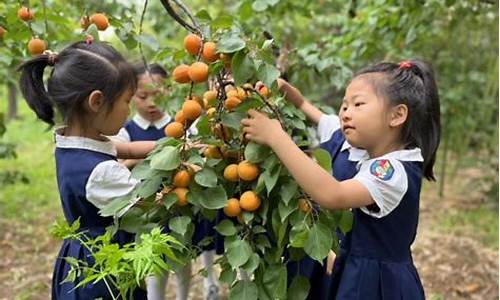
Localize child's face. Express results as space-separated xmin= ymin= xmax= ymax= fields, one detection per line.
xmin=133 ymin=73 xmax=166 ymax=121
xmin=99 ymin=88 xmax=133 ymax=136
xmin=339 ymin=75 xmax=392 ymax=152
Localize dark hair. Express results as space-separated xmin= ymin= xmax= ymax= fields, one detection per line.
xmin=18 ymin=41 xmax=137 ymax=126
xmin=356 ymin=60 xmax=441 ymax=181
xmin=133 ymin=63 xmax=168 ymax=78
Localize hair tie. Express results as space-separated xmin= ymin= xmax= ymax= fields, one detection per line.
xmin=85 ymin=34 xmax=94 ymax=45
xmin=398 ymin=60 xmax=413 ymax=69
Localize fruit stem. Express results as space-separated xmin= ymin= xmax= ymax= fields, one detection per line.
xmin=251 ymin=89 xmax=285 ymax=129
xmin=139 ymin=0 xmax=153 ymax=85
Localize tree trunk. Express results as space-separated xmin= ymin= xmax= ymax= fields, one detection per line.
xmin=7 ymin=82 xmax=17 ymax=120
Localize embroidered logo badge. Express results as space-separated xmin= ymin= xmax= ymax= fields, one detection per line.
xmin=370 ymin=159 xmax=394 ymax=181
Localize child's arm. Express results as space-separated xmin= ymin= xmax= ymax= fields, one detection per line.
xmin=114 ymin=141 xmax=156 ymax=159
xmin=277 ymin=78 xmax=324 ymax=125
xmin=122 ymin=159 xmax=142 ymax=169
xmin=241 ymin=109 xmax=373 ymax=210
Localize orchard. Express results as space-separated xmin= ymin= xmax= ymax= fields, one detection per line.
xmin=0 ymin=1 xmax=498 ymax=300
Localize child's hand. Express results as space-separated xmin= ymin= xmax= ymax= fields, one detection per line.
xmin=326 ymin=250 xmax=336 ymax=275
xmin=241 ymin=109 xmax=284 ymax=146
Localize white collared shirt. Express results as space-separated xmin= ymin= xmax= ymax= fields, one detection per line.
xmin=354 ymin=148 xmax=424 ymax=218
xmin=112 ymin=113 xmax=171 ymax=142
xmin=112 ymin=113 xmax=199 ymax=142
xmin=55 ymin=132 xmax=139 ymax=216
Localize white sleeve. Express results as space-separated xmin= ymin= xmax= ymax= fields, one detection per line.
xmin=187 ymin=119 xmax=199 ymax=137
xmin=317 ymin=114 xmax=340 ymax=143
xmin=109 ymin=127 xmax=131 ymax=143
xmin=86 ymin=160 xmax=139 ymax=212
xmin=353 ymin=159 xmax=408 ymax=218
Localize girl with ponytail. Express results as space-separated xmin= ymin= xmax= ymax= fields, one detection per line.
xmin=18 ymin=41 xmax=154 ymax=300
xmin=242 ymin=59 xmax=441 ymax=299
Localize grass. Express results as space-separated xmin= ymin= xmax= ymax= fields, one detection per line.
xmin=439 ymin=204 xmax=498 ymax=249
xmin=425 ymin=151 xmax=499 ymax=250
xmin=0 ymin=100 xmax=60 ymax=223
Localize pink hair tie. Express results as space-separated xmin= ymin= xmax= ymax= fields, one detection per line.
xmin=85 ymin=34 xmax=94 ymax=45
xmin=398 ymin=60 xmax=413 ymax=69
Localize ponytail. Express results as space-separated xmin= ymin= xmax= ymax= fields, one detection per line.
xmin=18 ymin=54 xmax=55 ymax=125
xmin=409 ymin=60 xmax=441 ymax=181
xmin=17 ymin=41 xmax=137 ymax=129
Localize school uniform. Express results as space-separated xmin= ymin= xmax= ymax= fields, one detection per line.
xmin=52 ymin=131 xmax=147 ymax=300
xmin=287 ymin=114 xmax=366 ymax=299
xmin=115 ymin=113 xmax=172 ymax=142
xmin=332 ymin=148 xmax=425 ymax=299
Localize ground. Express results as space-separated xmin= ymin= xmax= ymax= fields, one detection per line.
xmin=0 ymin=112 xmax=498 ymax=300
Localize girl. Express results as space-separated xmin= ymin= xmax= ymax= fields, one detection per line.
xmin=114 ymin=63 xmax=173 ymax=169
xmin=242 ymin=60 xmax=440 ymax=299
xmin=275 ymin=78 xmax=365 ymax=299
xmin=119 ymin=63 xmax=218 ymax=300
xmin=18 ymin=41 xmax=156 ymax=299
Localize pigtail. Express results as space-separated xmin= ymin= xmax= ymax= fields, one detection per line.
xmin=18 ymin=55 xmax=55 ymax=125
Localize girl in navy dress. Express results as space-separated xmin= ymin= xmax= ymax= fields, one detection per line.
xmin=275 ymin=78 xmax=365 ymax=299
xmin=116 ymin=64 xmax=219 ymax=300
xmin=242 ymin=60 xmax=440 ymax=300
xmin=18 ymin=41 xmax=156 ymax=300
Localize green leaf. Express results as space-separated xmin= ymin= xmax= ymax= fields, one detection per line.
xmin=221 ymin=112 xmax=246 ymax=130
xmin=99 ymin=194 xmax=134 ymax=217
xmin=267 ymin=0 xmax=280 ymax=6
xmin=280 ymin=181 xmax=298 ymax=205
xmin=313 ymin=148 xmax=332 ymax=174
xmin=241 ymin=253 xmax=260 ymax=274
xmin=211 ymin=15 xmax=233 ymax=30
xmin=215 ymin=220 xmax=237 ymax=236
xmin=195 ymin=9 xmax=212 ymax=22
xmin=194 ymin=167 xmax=218 ymax=187
xmin=252 ymin=0 xmax=268 ymax=12
xmin=232 ymin=50 xmax=255 ymax=85
xmin=120 ymin=208 xmax=146 ymax=233
xmin=257 ymin=63 xmax=280 ymax=88
xmin=304 ymin=222 xmax=332 ymax=262
xmin=189 ymin=185 xmax=227 ymax=209
xmin=339 ymin=210 xmax=353 ymax=233
xmin=229 ymin=280 xmax=258 ymax=300
xmin=263 ymin=164 xmax=281 ymax=195
xmin=130 ymin=160 xmax=153 ymax=180
xmin=262 ymin=264 xmax=287 ymax=300
xmin=135 ymin=34 xmax=159 ymax=51
xmin=289 ymin=223 xmax=309 ymax=248
xmin=220 ymin=267 xmax=237 ymax=284
xmin=150 ymin=146 xmax=181 ymax=171
xmin=238 ymin=1 xmax=253 ymax=21
xmin=244 ymin=142 xmax=271 ymax=163
xmin=217 ymin=35 xmax=246 ymax=53
xmin=135 ymin=176 xmax=162 ymax=198
xmin=227 ymin=240 xmax=252 ymax=268
xmin=162 ymin=193 xmax=178 ymax=209
xmin=169 ymin=216 xmax=191 ymax=235
xmin=288 ymin=276 xmax=310 ymax=300
xmin=278 ymin=201 xmax=296 ymax=222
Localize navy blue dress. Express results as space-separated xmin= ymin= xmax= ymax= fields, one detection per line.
xmin=288 ymin=129 xmax=426 ymax=299
xmin=287 ymin=129 xmax=358 ymax=299
xmin=333 ymin=160 xmax=425 ymax=299
xmin=52 ymin=147 xmax=147 ymax=300
xmin=124 ymin=120 xmax=167 ymax=142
